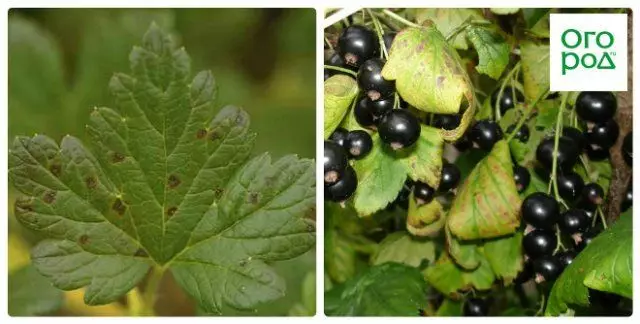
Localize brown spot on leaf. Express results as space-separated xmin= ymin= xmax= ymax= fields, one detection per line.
xmin=436 ymin=76 xmax=445 ymax=88
xmin=196 ymin=129 xmax=207 ymax=139
xmin=85 ymin=176 xmax=97 ymax=189
xmin=247 ymin=192 xmax=259 ymax=204
xmin=209 ymin=129 xmax=222 ymax=141
xmin=112 ymin=152 xmax=125 ymax=163
xmin=167 ymin=174 xmax=181 ymax=189
xmin=112 ymin=198 xmax=126 ymax=216
xmin=135 ymin=249 xmax=149 ymax=257
xmin=167 ymin=206 xmax=177 ymax=218
xmin=50 ymin=164 xmax=62 ymax=177
xmin=305 ymin=207 xmax=316 ymax=220
xmin=43 ymin=191 xmax=56 ymax=204
xmin=15 ymin=198 xmax=33 ymax=212
xmin=79 ymin=234 xmax=89 ymax=245
xmin=214 ymin=187 xmax=224 ymax=199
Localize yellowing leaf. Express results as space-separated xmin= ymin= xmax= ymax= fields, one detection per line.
xmin=412 ymin=8 xmax=484 ymax=50
xmin=324 ymin=75 xmax=358 ymax=139
xmin=521 ymin=40 xmax=550 ymax=102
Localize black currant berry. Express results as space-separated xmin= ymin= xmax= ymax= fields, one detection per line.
xmin=357 ymin=58 xmax=395 ymax=101
xmin=557 ymin=172 xmax=585 ymax=202
xmin=533 ymin=255 xmax=562 ymax=282
xmin=378 ymin=109 xmax=421 ymax=150
xmin=432 ymin=114 xmax=461 ymax=130
xmin=324 ymin=69 xmax=332 ymax=81
xmin=513 ymin=165 xmax=531 ymax=193
xmin=556 ymin=250 xmax=577 ymax=268
xmin=491 ymin=86 xmax=524 ymax=114
xmin=367 ymin=97 xmax=395 ymax=119
xmin=329 ymin=127 xmax=349 ymax=147
xmin=586 ymin=144 xmax=609 ymax=161
xmin=582 ymin=183 xmax=605 ymax=205
xmin=563 ymin=127 xmax=587 ymax=152
xmin=463 ymin=298 xmax=488 ymax=316
xmin=439 ymin=163 xmax=461 ymax=192
xmin=577 ymin=230 xmax=600 ymax=251
xmin=515 ymin=261 xmax=534 ymax=284
xmin=338 ymin=25 xmax=378 ymax=68
xmin=622 ymin=182 xmax=632 ymax=212
xmin=345 ymin=130 xmax=373 ymax=159
xmin=523 ymin=229 xmax=557 ymax=258
xmin=585 ymin=119 xmax=620 ymax=149
xmin=623 ymin=132 xmax=632 ymax=166
xmin=575 ymin=91 xmax=617 ymax=122
xmin=521 ymin=192 xmax=560 ymax=230
xmin=454 ymin=133 xmax=472 ymax=152
xmin=354 ymin=97 xmax=376 ymax=128
xmin=324 ymin=140 xmax=349 ymax=185
xmin=326 ymin=52 xmax=346 ymax=67
xmin=507 ymin=124 xmax=530 ymax=143
xmin=413 ymin=181 xmax=435 ymax=205
xmin=325 ymin=166 xmax=358 ymax=202
xmin=382 ymin=31 xmax=396 ymax=51
xmin=536 ymin=137 xmax=580 ymax=171
xmin=559 ymin=209 xmax=589 ymax=235
xmin=470 ymin=119 xmax=503 ymax=151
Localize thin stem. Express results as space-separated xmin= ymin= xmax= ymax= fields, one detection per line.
xmin=495 ymin=62 xmax=522 ymax=121
xmin=126 ymin=287 xmax=145 ymax=316
xmin=506 ymin=86 xmax=549 ymax=142
xmin=548 ymin=93 xmax=569 ymax=201
xmin=366 ymin=9 xmax=389 ymax=60
xmin=381 ymin=9 xmax=420 ymax=28
xmin=373 ymin=12 xmax=401 ymax=31
xmin=324 ymin=36 xmax=333 ymax=51
xmin=597 ymin=206 xmax=609 ymax=229
xmin=140 ymin=266 xmax=164 ymax=316
xmin=394 ymin=92 xmax=400 ymax=109
xmin=553 ymin=227 xmax=567 ymax=253
xmin=535 ymin=293 xmax=546 ymax=316
xmin=446 ymin=19 xmax=492 ymax=42
xmin=324 ymin=65 xmax=358 ymax=78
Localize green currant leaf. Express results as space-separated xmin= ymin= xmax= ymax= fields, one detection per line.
xmin=523 ymin=9 xmax=551 ymax=35
xmin=400 ymin=126 xmax=445 ymax=188
xmin=9 ymin=265 xmax=64 ymax=316
xmin=445 ymin=225 xmax=481 ymax=270
xmin=447 ymin=140 xmax=522 ymax=240
xmin=382 ymin=26 xmax=477 ymax=141
xmin=371 ymin=232 xmax=436 ymax=267
xmin=324 ymin=75 xmax=359 ymax=139
xmin=435 ymin=298 xmax=463 ymax=316
xmin=325 ymin=263 xmax=428 ymax=316
xmin=521 ymin=40 xmax=550 ymax=102
xmin=424 ymin=251 xmax=495 ymax=298
xmin=465 ymin=25 xmax=509 ymax=79
xmin=546 ymin=211 xmax=632 ymax=316
xmin=9 ymin=24 xmax=315 ymax=314
xmin=411 ymin=8 xmax=484 ymax=50
xmin=407 ymin=190 xmax=445 ymax=234
xmin=490 ymin=8 xmax=520 ymax=15
xmin=325 ymin=228 xmax=357 ymax=283
xmin=288 ymin=271 xmax=316 ymax=316
xmin=483 ymin=231 xmax=524 ymax=284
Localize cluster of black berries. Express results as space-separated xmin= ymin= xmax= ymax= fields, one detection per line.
xmin=325 ymin=25 xmax=423 ymax=150
xmin=389 ymin=162 xmax=461 ymax=210
xmin=324 ymin=132 xmax=371 ymax=202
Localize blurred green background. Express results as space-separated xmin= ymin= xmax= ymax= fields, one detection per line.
xmin=8 ymin=8 xmax=316 ymax=316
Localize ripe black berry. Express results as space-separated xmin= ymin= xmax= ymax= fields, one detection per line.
xmin=325 ymin=166 xmax=357 ymax=202
xmin=622 ymin=182 xmax=632 ymax=212
xmin=533 ymin=255 xmax=562 ymax=282
xmin=470 ymin=120 xmax=503 ymax=151
xmin=536 ymin=137 xmax=580 ymax=171
xmin=382 ymin=31 xmax=396 ymax=51
xmin=432 ymin=114 xmax=461 ymax=130
xmin=491 ymin=86 xmax=524 ymax=114
xmin=507 ymin=124 xmax=530 ymax=143
xmin=515 ymin=261 xmax=534 ymax=284
xmin=357 ymin=58 xmax=395 ymax=101
xmin=563 ymin=127 xmax=586 ymax=152
xmin=454 ymin=133 xmax=472 ymax=152
xmin=378 ymin=109 xmax=421 ymax=150
xmin=582 ymin=183 xmax=605 ymax=205
xmin=354 ymin=97 xmax=376 ymax=128
xmin=329 ymin=128 xmax=349 ymax=147
xmin=345 ymin=130 xmax=373 ymax=159
xmin=513 ymin=165 xmax=530 ymax=193
xmin=577 ymin=230 xmax=600 ymax=251
xmin=521 ymin=192 xmax=560 ymax=230
xmin=586 ymin=144 xmax=609 ymax=161
xmin=413 ymin=181 xmax=435 ymax=205
xmin=556 ymin=250 xmax=577 ymax=268
xmin=439 ymin=163 xmax=461 ymax=192
xmin=575 ymin=91 xmax=617 ymax=122
xmin=366 ymin=97 xmax=394 ymax=119
xmin=559 ymin=209 xmax=589 ymax=235
xmin=324 ymin=140 xmax=349 ymax=184
xmin=338 ymin=25 xmax=378 ymax=68
xmin=623 ymin=132 xmax=632 ymax=166
xmin=463 ymin=298 xmax=488 ymax=316
xmin=557 ymin=172 xmax=584 ymax=202
xmin=586 ymin=119 xmax=620 ymax=149
xmin=523 ymin=229 xmax=557 ymax=258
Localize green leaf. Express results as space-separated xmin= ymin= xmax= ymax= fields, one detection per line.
xmin=523 ymin=8 xmax=551 ymax=29
xmin=9 ymin=265 xmax=64 ymax=316
xmin=446 ymin=226 xmax=481 ymax=270
xmin=400 ymin=126 xmax=445 ymax=188
xmin=491 ymin=8 xmax=520 ymax=15
xmin=546 ymin=212 xmax=632 ymax=315
xmin=325 ymin=263 xmax=428 ymax=316
xmin=407 ymin=208 xmax=446 ymax=237
xmin=466 ymin=26 xmax=509 ymax=79
xmin=9 ymin=24 xmax=315 ymax=314
xmin=325 ymin=226 xmax=357 ymax=283
xmin=424 ymin=251 xmax=495 ymax=297
xmin=382 ymin=26 xmax=477 ymax=142
xmin=435 ymin=298 xmax=463 ymax=316
xmin=288 ymin=272 xmax=316 ymax=316
xmin=534 ymin=100 xmax=562 ymax=129
xmin=412 ymin=8 xmax=484 ymax=50
xmin=447 ymin=140 xmax=522 ymax=240
xmin=324 ymin=75 xmax=359 ymax=139
xmin=521 ymin=40 xmax=550 ymax=102
xmin=483 ymin=231 xmax=524 ymax=284
xmin=371 ymin=232 xmax=436 ymax=267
